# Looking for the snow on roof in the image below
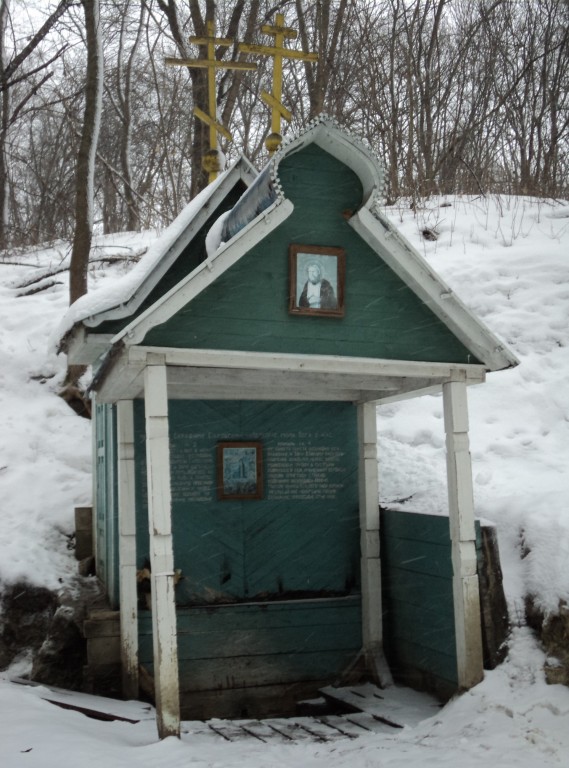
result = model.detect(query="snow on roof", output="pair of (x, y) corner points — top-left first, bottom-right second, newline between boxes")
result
(107, 117), (516, 372)
(54, 157), (256, 348)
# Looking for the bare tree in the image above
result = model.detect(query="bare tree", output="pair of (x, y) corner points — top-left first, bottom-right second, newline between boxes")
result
(489, 0), (569, 196)
(155, 0), (261, 196)
(294, 0), (352, 119)
(2, 0), (568, 255)
(0, 0), (74, 249)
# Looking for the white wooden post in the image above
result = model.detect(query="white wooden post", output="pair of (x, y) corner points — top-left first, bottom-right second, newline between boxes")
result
(443, 376), (484, 690)
(357, 402), (391, 686)
(144, 357), (180, 739)
(117, 399), (139, 700)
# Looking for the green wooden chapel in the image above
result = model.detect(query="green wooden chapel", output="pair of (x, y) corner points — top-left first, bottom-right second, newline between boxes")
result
(62, 117), (517, 738)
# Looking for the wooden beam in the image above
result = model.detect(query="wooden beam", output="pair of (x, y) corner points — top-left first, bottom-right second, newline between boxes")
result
(443, 376), (484, 690)
(116, 399), (138, 700)
(166, 365), (402, 393)
(144, 359), (180, 739)
(130, 346), (487, 383)
(65, 326), (114, 365)
(94, 344), (485, 404)
(94, 351), (144, 404)
(357, 402), (392, 686)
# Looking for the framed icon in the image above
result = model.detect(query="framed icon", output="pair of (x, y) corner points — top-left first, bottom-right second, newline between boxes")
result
(216, 441), (263, 500)
(289, 244), (345, 317)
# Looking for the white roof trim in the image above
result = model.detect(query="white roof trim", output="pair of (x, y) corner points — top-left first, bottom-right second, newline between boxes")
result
(129, 345), (486, 381)
(350, 208), (519, 372)
(82, 155), (258, 328)
(271, 115), (385, 210)
(91, 344), (487, 404)
(113, 197), (294, 346)
(94, 117), (516, 374)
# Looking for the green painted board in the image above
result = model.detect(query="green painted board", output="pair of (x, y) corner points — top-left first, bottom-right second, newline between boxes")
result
(139, 615), (361, 661)
(382, 538), (454, 578)
(381, 509), (457, 544)
(138, 597), (362, 691)
(142, 649), (361, 692)
(133, 399), (360, 604)
(384, 568), (454, 609)
(380, 509), (458, 686)
(142, 146), (480, 365)
(393, 638), (458, 685)
(380, 509), (483, 689)
(387, 599), (456, 655)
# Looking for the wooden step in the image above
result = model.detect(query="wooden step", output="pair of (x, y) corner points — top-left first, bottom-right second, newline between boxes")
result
(320, 682), (441, 728)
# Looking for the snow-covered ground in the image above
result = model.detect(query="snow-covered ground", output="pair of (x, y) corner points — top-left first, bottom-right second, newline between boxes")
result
(1, 195), (568, 766)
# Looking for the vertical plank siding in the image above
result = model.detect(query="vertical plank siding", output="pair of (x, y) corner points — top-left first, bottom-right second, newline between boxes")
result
(381, 509), (477, 695)
(134, 399), (360, 604)
(381, 508), (457, 692)
(132, 398), (363, 703)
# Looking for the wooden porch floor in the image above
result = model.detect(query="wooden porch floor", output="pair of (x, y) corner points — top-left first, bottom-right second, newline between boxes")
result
(184, 684), (441, 743)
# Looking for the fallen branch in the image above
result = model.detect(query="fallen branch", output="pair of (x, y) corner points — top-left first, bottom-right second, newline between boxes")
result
(14, 263), (70, 289)
(16, 278), (64, 296)
(0, 261), (45, 268)
(12, 245), (146, 289)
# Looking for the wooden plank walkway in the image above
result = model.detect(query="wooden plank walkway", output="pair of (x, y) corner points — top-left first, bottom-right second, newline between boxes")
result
(181, 684), (441, 743)
(13, 677), (440, 744)
(321, 682), (442, 728)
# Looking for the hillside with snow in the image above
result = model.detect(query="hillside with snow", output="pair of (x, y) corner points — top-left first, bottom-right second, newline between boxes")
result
(0, 195), (568, 766)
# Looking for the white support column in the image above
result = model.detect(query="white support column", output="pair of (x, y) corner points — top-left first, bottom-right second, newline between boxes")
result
(357, 402), (391, 686)
(144, 357), (180, 739)
(117, 399), (139, 700)
(443, 376), (484, 690)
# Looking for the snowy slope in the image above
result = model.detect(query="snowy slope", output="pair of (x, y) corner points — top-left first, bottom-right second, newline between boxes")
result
(380, 196), (569, 616)
(0, 195), (568, 765)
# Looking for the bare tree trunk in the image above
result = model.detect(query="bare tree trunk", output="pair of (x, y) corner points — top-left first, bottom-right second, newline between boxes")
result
(63, 0), (103, 413)
(110, 0), (145, 231)
(69, 0), (103, 306)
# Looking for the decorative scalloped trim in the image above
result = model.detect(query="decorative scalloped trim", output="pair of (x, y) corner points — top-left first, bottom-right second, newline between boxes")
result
(267, 114), (387, 211)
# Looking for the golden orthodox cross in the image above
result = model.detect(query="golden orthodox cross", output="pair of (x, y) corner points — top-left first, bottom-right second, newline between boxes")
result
(165, 20), (257, 183)
(239, 13), (318, 155)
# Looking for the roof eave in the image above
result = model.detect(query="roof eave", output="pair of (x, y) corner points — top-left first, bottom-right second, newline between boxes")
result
(72, 155), (259, 335)
(350, 207), (519, 373)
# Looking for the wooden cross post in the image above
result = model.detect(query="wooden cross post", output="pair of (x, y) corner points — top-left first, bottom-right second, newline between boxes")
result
(239, 13), (318, 155)
(165, 21), (256, 183)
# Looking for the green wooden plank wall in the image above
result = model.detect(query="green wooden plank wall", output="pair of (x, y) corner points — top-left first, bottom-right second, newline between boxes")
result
(132, 397), (362, 695)
(138, 597), (362, 693)
(380, 508), (482, 693)
(380, 508), (458, 689)
(143, 146), (479, 365)
(133, 399), (360, 605)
